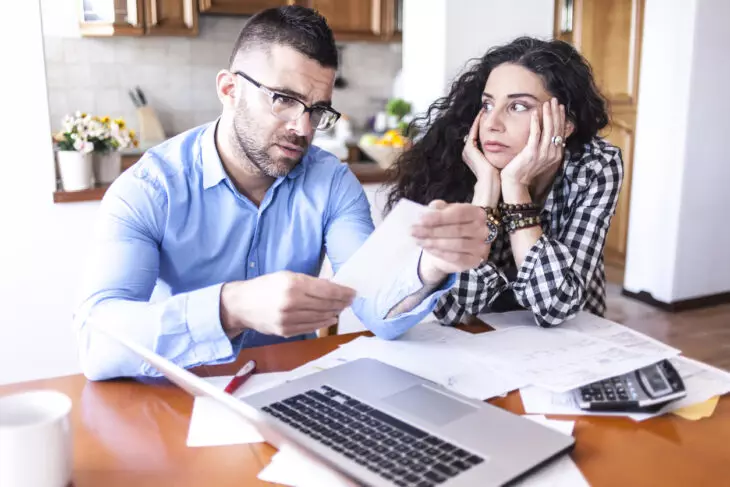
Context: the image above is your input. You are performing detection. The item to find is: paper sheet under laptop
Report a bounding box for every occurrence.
[332,199,429,299]
[187,372,289,447]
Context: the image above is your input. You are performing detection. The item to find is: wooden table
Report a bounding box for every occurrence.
[1,327,729,487]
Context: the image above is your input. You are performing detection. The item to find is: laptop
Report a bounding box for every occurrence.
[102,327,574,486]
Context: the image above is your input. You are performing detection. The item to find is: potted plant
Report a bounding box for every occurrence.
[92,117,138,184]
[53,112,101,191]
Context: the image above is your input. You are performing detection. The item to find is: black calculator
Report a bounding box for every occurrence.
[573,359,687,412]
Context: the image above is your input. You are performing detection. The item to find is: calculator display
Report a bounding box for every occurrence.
[641,367,671,396]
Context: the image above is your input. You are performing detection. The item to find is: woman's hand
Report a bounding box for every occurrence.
[501,98,566,192]
[463,109,501,208]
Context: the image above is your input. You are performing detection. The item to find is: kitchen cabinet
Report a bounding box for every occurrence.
[302,0,401,41]
[199,0,293,16]
[79,0,198,37]
[195,0,402,42]
[145,0,198,36]
[79,0,146,36]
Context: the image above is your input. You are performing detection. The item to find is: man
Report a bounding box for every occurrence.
[76,6,488,380]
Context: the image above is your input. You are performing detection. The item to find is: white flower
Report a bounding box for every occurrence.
[73,139,93,154]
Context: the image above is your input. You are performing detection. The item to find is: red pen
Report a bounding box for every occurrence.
[224,359,257,395]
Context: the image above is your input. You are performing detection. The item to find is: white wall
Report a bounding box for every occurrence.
[671,0,730,300]
[401,0,447,116]
[623,0,698,302]
[402,0,554,116]
[623,0,730,302]
[444,0,554,88]
[0,0,97,385]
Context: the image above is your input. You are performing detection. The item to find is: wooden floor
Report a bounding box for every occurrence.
[605,270,730,372]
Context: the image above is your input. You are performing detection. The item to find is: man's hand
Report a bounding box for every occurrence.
[220,271,355,338]
[411,201,488,283]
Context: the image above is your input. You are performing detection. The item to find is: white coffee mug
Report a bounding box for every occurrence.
[0,390,73,487]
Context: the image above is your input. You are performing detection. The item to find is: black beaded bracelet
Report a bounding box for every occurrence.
[498,202,541,214]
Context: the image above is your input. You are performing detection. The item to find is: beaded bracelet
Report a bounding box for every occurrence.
[504,214,542,234]
[498,202,541,213]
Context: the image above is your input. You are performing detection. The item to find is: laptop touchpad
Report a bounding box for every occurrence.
[383,385,478,426]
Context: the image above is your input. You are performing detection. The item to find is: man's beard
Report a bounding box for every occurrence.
[231,108,308,178]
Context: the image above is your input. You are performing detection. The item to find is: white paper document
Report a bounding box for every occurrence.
[332,198,429,299]
[258,444,351,487]
[319,322,527,400]
[479,310,680,356]
[457,325,677,392]
[186,372,289,447]
[513,455,590,487]
[523,415,575,436]
[519,356,730,421]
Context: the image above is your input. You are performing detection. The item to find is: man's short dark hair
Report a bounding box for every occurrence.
[229,6,338,69]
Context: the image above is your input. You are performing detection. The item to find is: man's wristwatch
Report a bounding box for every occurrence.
[482,206,501,244]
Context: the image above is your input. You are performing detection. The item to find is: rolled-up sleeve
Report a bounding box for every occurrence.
[512,149,623,327]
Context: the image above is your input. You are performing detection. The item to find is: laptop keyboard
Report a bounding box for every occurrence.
[261,385,484,486]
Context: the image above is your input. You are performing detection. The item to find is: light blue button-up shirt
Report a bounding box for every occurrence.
[75,122,454,380]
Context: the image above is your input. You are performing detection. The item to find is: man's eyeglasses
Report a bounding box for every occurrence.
[234,71,341,131]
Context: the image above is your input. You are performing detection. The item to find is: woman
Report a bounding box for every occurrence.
[388,37,623,327]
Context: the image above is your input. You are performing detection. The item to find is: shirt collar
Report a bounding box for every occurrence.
[201,120,308,190]
[201,121,227,190]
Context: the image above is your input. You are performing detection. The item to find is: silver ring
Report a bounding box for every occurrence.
[551,135,564,147]
[463,135,469,143]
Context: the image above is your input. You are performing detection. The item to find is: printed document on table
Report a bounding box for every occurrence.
[332,198,430,299]
[258,444,351,487]
[478,310,680,356]
[457,326,677,392]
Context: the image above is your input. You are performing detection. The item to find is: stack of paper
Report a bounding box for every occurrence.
[453,325,678,393]
[479,310,681,356]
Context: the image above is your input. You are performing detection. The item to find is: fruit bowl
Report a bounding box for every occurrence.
[358,143,405,170]
[358,130,409,169]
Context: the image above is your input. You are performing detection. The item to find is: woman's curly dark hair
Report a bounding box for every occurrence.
[385,36,609,212]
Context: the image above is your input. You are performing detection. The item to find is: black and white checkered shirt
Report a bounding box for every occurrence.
[434,137,624,328]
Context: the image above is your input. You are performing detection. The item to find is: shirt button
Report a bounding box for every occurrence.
[249,262,255,268]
